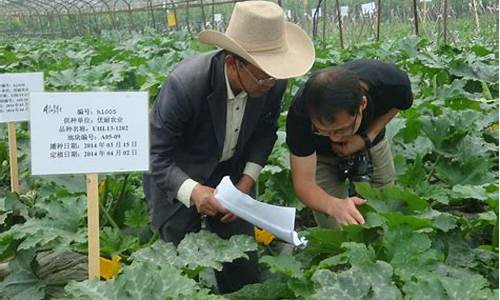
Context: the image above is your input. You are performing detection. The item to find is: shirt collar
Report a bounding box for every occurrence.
[224,63,247,101]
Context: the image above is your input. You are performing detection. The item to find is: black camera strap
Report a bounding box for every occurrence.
[358,132,373,149]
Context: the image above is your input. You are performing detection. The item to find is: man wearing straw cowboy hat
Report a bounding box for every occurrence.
[143,0,314,293]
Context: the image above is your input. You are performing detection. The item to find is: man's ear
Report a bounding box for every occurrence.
[225,53,237,66]
[360,96,368,111]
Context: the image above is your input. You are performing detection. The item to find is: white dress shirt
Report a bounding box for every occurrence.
[175,65,263,207]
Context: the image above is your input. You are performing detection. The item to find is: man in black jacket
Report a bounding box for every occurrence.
[143,1,314,293]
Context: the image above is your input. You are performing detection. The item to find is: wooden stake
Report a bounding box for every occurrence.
[471,0,480,30]
[86,173,100,279]
[7,122,19,193]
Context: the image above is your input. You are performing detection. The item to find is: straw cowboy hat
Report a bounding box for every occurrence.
[198,1,315,79]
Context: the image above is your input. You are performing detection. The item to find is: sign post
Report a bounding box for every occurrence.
[7,123,18,193]
[0,72,44,193]
[30,91,149,279]
[87,173,100,278]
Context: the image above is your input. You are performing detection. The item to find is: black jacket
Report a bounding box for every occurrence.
[143,50,287,228]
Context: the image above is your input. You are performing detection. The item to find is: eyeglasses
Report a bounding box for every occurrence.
[313,110,359,137]
[237,60,276,86]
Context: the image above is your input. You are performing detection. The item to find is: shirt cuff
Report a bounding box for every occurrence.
[176,178,199,207]
[243,162,263,182]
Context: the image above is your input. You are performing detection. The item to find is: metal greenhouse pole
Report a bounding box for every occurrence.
[335,0,344,49]
[376,0,381,41]
[413,0,419,35]
[443,0,448,44]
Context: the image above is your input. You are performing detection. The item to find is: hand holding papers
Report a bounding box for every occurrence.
[215,176,307,247]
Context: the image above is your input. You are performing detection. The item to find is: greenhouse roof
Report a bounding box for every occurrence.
[0,0,236,16]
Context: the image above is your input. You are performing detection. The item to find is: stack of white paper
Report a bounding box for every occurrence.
[215,176,307,247]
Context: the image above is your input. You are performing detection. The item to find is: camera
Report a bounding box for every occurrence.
[336,150,373,183]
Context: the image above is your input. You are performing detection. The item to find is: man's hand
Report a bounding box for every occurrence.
[330,134,365,157]
[325,196,366,226]
[218,175,256,224]
[191,184,228,217]
[220,212,237,223]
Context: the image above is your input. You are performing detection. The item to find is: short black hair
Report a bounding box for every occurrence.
[303,67,362,124]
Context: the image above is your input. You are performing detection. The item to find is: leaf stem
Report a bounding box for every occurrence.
[426,156,441,182]
[99,198,120,230]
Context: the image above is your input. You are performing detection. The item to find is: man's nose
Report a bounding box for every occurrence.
[329,134,343,142]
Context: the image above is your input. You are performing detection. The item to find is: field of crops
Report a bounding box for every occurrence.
[0,29,498,299]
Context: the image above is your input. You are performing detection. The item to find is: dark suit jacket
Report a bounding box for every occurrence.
[143,50,287,229]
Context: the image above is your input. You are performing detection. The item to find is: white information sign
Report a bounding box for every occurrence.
[0,72,44,123]
[214,13,223,22]
[361,2,376,15]
[30,92,149,175]
[340,5,349,17]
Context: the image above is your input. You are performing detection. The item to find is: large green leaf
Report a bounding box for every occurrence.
[397,137,433,160]
[132,231,257,272]
[452,184,498,202]
[36,175,86,194]
[65,231,258,299]
[123,202,149,228]
[0,249,46,300]
[410,209,459,232]
[130,238,182,268]
[115,262,197,300]
[455,135,497,162]
[226,279,292,300]
[438,266,495,300]
[312,243,402,300]
[312,269,370,300]
[402,273,448,300]
[436,158,496,186]
[65,262,198,300]
[304,226,378,255]
[260,255,304,279]
[0,196,87,252]
[442,233,479,269]
[178,231,257,271]
[382,226,443,282]
[64,279,121,299]
[449,55,498,82]
[356,183,428,213]
[382,212,434,230]
[100,226,139,257]
[319,242,376,269]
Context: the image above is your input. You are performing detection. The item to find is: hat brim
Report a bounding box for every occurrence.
[198,22,315,79]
